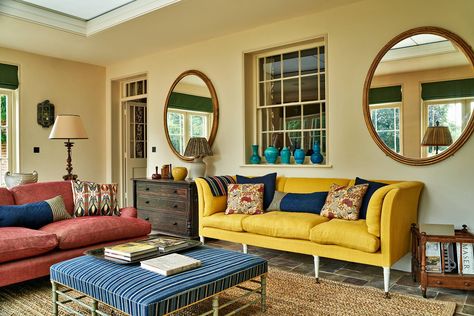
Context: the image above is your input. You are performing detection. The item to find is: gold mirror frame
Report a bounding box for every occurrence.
[164,70,219,161]
[363,26,474,166]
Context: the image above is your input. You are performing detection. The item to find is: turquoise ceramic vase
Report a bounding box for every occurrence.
[294,148,305,164]
[280,147,291,164]
[264,146,279,164]
[310,142,324,164]
[249,144,261,164]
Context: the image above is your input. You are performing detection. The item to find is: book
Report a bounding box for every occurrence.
[104,242,158,257]
[425,242,442,273]
[456,242,474,274]
[140,253,201,276]
[104,251,158,262]
[443,242,458,273]
[419,224,455,236]
[140,237,188,252]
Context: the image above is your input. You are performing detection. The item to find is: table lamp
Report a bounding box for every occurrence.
[421,120,453,155]
[49,114,88,180]
[184,137,213,179]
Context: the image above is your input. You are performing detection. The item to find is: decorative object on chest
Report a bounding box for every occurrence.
[133,178,198,238]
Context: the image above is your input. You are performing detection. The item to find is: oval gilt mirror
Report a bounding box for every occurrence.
[164,70,219,161]
[363,27,474,165]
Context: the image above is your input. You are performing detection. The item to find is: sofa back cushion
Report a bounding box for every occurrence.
[0,188,14,205]
[281,177,350,193]
[11,181,74,215]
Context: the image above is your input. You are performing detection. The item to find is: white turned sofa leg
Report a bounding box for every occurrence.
[383,267,390,298]
[199,236,205,244]
[313,255,320,283]
[242,244,248,254]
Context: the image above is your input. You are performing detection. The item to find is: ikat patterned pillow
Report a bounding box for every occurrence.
[225,183,264,215]
[72,181,120,217]
[320,183,369,220]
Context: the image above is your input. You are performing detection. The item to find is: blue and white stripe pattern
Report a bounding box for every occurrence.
[50,247,267,316]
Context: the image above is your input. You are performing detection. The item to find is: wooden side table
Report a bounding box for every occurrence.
[411,224,474,297]
[133,178,198,238]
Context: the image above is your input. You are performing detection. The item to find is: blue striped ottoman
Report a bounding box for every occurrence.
[50,247,268,316]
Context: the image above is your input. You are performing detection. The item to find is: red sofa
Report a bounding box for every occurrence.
[0,181,151,287]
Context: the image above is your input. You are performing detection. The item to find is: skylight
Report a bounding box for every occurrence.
[19,0,135,21]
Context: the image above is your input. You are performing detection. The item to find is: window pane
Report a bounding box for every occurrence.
[301,75,318,102]
[167,112,184,135]
[258,58,264,81]
[170,135,183,154]
[261,107,284,131]
[303,103,321,129]
[303,131,320,155]
[301,48,318,75]
[265,55,281,80]
[283,78,299,103]
[319,75,325,100]
[375,108,395,130]
[378,131,395,151]
[283,51,299,78]
[259,83,265,106]
[288,131,302,151]
[321,103,326,128]
[265,81,281,105]
[0,95,6,126]
[191,115,206,137]
[319,46,325,72]
[285,106,301,130]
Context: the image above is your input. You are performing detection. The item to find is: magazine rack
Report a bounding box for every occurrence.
[411,224,474,297]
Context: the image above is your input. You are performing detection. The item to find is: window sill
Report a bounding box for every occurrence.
[240,164,332,168]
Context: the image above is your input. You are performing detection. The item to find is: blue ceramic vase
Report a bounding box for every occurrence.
[310,142,324,164]
[249,144,261,164]
[264,146,279,164]
[294,148,305,164]
[280,147,290,164]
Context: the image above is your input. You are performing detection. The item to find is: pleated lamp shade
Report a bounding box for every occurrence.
[184,137,213,158]
[421,122,453,147]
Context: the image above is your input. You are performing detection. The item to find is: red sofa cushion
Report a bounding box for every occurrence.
[0,188,14,205]
[40,216,151,250]
[11,181,75,215]
[0,227,58,263]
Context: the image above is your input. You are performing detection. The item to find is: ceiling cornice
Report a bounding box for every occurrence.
[0,0,181,37]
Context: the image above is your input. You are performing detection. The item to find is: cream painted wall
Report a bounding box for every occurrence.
[106,0,474,268]
[0,47,106,182]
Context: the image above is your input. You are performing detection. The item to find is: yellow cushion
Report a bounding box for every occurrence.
[201,212,249,232]
[309,219,380,253]
[242,211,329,240]
[282,178,350,193]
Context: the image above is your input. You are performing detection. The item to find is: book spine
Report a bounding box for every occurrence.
[165,262,201,276]
[104,253,133,261]
[457,243,474,274]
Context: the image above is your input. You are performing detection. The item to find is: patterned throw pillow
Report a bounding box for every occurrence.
[72,181,120,217]
[225,184,264,215]
[320,183,369,220]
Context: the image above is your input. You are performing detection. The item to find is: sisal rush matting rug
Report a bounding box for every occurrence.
[0,268,455,316]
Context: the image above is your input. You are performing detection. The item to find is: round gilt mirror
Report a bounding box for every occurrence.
[363,27,474,165]
[164,70,219,161]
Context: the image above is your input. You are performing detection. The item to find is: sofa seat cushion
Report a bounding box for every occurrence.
[202,213,249,232]
[40,216,151,250]
[309,219,380,253]
[0,227,58,263]
[242,211,329,240]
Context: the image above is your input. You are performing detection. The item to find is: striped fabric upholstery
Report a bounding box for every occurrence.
[199,176,236,196]
[50,247,267,316]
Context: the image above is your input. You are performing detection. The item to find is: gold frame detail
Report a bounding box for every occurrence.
[164,70,219,162]
[363,26,474,166]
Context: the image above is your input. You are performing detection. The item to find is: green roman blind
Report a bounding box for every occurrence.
[0,63,19,90]
[168,92,213,113]
[369,85,402,104]
[421,78,474,101]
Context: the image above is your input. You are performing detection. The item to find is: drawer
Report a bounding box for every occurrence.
[137,196,187,213]
[138,209,190,236]
[427,275,474,290]
[136,182,188,199]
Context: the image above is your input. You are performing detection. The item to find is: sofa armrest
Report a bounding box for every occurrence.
[195,178,229,236]
[119,207,138,218]
[378,181,424,267]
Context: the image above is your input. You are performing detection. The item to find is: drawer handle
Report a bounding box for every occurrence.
[145,217,149,221]
[173,204,178,208]
[173,190,178,194]
[173,222,178,226]
[145,201,150,204]
[146,187,150,191]
[465,282,471,286]
[436,281,442,285]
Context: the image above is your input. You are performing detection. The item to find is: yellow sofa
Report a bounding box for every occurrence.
[195,177,424,296]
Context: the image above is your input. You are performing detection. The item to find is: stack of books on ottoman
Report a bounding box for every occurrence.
[104,242,159,262]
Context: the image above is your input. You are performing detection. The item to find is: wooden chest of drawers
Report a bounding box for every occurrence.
[133,178,198,238]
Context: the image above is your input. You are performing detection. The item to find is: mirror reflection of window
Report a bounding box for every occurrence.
[370,105,401,154]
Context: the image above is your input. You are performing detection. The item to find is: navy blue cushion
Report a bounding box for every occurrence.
[0,196,70,229]
[236,173,277,210]
[355,177,388,219]
[280,191,328,214]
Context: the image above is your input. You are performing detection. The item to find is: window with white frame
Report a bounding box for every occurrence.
[0,90,14,187]
[167,110,211,155]
[423,97,474,156]
[370,103,402,154]
[255,40,327,163]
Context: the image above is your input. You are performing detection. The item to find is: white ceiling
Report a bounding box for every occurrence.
[19,0,135,20]
[0,0,362,66]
